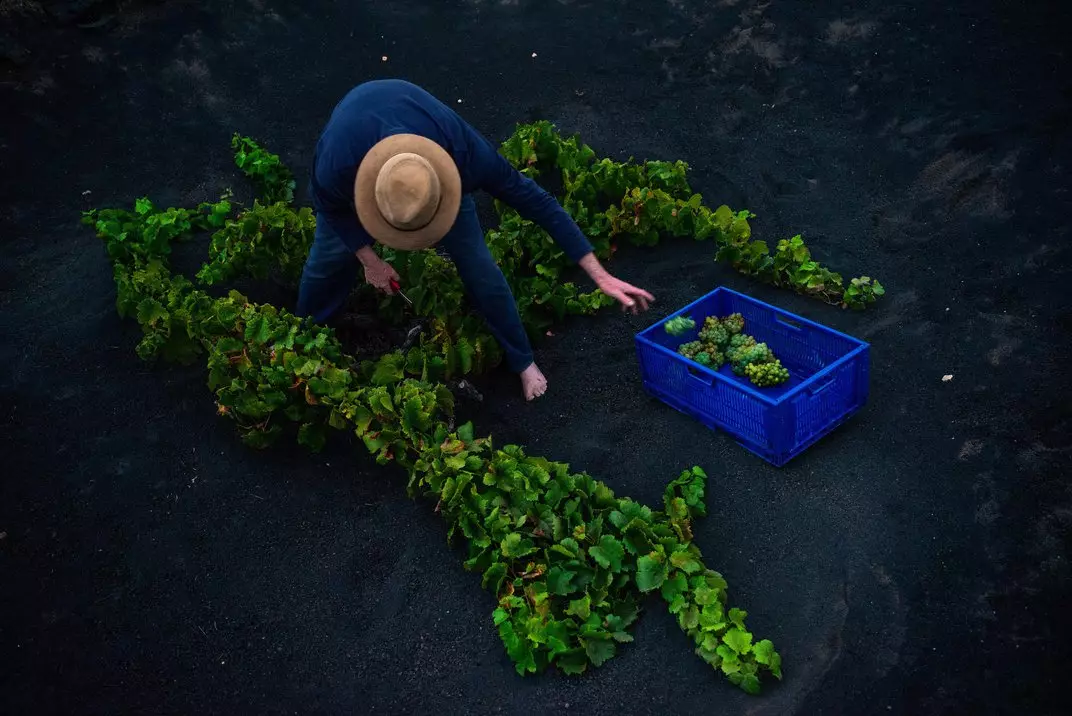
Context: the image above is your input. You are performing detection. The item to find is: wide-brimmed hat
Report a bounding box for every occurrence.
[354,134,462,250]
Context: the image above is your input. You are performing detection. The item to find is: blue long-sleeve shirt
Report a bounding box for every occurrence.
[309,79,594,263]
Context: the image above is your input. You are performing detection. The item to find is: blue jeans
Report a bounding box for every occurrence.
[296,196,535,373]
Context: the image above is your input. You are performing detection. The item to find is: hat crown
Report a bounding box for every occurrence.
[374,153,441,230]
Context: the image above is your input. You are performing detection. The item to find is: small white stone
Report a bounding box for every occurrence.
[532,52,538,58]
[381,56,388,62]
[457,99,463,104]
[942,374,953,382]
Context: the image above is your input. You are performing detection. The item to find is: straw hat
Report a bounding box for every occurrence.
[354,134,462,250]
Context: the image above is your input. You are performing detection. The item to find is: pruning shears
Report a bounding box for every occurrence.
[389,279,413,307]
[389,278,425,350]
[389,278,483,403]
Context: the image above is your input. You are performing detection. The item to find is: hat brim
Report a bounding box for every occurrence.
[354,134,462,251]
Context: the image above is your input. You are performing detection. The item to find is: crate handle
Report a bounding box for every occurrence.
[808,376,836,396]
[687,368,716,387]
[775,316,804,331]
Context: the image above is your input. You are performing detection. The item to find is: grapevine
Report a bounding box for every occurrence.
[192,123,880,389]
[81,131,784,693]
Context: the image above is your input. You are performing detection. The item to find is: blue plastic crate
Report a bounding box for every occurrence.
[634,287,870,466]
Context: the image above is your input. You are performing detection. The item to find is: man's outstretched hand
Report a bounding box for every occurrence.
[597,274,655,314]
[578,253,654,314]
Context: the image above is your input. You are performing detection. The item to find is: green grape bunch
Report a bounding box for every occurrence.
[664,315,697,337]
[745,359,790,387]
[731,342,775,375]
[720,313,745,335]
[699,321,729,349]
[678,340,704,359]
[725,334,757,363]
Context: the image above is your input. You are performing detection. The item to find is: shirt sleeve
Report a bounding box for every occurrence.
[465,127,594,264]
[317,207,373,253]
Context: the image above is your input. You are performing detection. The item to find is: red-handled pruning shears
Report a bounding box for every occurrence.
[389,279,413,307]
[390,278,425,350]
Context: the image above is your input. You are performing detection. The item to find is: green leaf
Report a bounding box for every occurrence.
[722,627,753,655]
[669,551,702,574]
[566,595,591,621]
[769,651,783,679]
[136,298,168,326]
[555,647,588,675]
[739,673,762,695]
[693,584,719,606]
[716,644,737,664]
[455,338,475,374]
[543,619,572,654]
[635,555,667,592]
[547,566,576,595]
[244,315,271,344]
[588,535,625,572]
[753,639,776,665]
[679,605,699,631]
[660,571,688,602]
[728,607,747,629]
[482,562,507,593]
[698,604,724,630]
[499,620,537,675]
[584,638,616,667]
[501,532,537,558]
[622,521,654,555]
[606,602,639,631]
[402,397,426,432]
[664,595,686,615]
[550,542,578,559]
[371,356,403,386]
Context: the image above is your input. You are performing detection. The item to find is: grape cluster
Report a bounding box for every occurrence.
[679,340,725,369]
[745,359,791,387]
[730,342,774,375]
[698,317,729,349]
[679,340,703,356]
[664,314,696,337]
[721,312,745,336]
[675,312,790,387]
[725,334,757,362]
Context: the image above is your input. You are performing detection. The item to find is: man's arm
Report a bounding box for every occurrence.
[467,129,653,313]
[318,207,373,253]
[318,209,399,293]
[467,131,594,263]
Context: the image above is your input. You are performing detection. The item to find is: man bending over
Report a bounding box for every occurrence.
[297,79,653,401]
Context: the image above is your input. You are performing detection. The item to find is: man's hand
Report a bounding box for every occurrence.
[597,274,654,314]
[356,246,400,294]
[578,253,654,314]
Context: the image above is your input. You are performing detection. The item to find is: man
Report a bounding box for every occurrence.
[297,79,654,401]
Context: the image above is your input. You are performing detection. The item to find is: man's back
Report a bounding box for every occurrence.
[306,78,592,267]
[312,80,475,215]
